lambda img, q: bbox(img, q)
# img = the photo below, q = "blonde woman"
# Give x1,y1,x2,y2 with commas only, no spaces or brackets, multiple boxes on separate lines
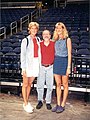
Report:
52,22,72,113
21,22,41,113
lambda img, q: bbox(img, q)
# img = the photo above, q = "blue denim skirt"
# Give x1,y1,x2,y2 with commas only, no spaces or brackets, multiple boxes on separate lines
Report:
53,56,68,75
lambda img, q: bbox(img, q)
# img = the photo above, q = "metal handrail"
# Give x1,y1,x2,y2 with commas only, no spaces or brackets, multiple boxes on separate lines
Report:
0,54,90,96
10,21,17,35
0,27,6,39
20,14,29,31
31,9,38,21
1,2,36,8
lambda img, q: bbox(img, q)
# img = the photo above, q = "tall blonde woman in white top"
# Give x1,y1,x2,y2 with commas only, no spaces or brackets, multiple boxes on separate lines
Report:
21,22,41,113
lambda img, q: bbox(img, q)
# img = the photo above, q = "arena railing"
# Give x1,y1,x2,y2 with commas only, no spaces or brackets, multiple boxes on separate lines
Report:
1,2,36,8
0,27,6,39
0,54,90,100
68,55,90,102
20,10,40,31
10,21,17,36
30,9,39,22
20,14,29,31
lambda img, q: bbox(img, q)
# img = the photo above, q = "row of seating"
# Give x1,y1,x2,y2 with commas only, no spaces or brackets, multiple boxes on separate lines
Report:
1,8,35,27
37,3,89,32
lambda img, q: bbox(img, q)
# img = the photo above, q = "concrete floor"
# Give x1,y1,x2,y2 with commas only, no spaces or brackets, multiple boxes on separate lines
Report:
0,92,90,120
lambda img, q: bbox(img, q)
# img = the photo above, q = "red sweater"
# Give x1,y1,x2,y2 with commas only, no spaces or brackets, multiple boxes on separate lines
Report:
40,40,55,65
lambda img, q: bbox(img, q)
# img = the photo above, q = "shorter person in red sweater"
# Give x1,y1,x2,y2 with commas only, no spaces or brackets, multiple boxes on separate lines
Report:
36,30,55,110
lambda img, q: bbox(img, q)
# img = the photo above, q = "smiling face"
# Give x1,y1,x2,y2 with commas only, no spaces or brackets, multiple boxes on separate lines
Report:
29,25,38,36
42,30,51,42
55,25,64,35
54,22,68,40
28,22,39,37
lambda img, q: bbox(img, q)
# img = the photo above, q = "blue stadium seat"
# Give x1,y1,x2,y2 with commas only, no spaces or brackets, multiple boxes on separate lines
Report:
77,49,90,56
72,39,80,45
13,47,21,54
72,49,77,56
12,42,21,49
72,43,78,50
78,43,90,50
80,38,89,44
1,47,13,54
2,42,13,48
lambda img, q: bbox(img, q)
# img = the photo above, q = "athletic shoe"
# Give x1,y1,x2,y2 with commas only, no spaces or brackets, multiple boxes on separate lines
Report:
28,102,34,110
52,105,58,112
56,106,65,113
23,103,33,113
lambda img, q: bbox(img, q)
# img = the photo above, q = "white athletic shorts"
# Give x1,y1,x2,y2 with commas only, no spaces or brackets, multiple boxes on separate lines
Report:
26,58,39,77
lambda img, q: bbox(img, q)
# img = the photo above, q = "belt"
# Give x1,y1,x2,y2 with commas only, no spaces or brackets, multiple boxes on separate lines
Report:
42,64,53,67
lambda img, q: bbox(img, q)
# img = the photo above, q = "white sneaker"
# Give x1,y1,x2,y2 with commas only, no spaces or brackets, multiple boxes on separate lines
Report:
23,104,33,113
28,102,34,110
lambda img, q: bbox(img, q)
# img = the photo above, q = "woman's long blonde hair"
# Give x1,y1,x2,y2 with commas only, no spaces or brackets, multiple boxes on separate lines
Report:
53,22,68,41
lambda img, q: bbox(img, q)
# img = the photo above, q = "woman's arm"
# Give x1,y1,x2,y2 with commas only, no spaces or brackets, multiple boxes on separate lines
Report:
20,38,27,74
66,37,72,75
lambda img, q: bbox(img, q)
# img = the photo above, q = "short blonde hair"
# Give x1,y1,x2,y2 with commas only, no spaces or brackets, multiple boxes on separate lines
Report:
28,22,39,31
53,22,68,41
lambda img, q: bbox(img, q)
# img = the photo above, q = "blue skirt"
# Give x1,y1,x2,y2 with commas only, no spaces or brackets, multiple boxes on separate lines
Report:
53,56,68,75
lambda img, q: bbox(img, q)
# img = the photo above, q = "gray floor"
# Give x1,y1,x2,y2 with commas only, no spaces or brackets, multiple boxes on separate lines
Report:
0,92,90,120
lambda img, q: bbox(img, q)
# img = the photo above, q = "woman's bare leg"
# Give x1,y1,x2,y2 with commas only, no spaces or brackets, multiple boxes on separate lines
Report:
27,77,35,101
22,76,28,105
54,74,62,106
61,75,68,107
